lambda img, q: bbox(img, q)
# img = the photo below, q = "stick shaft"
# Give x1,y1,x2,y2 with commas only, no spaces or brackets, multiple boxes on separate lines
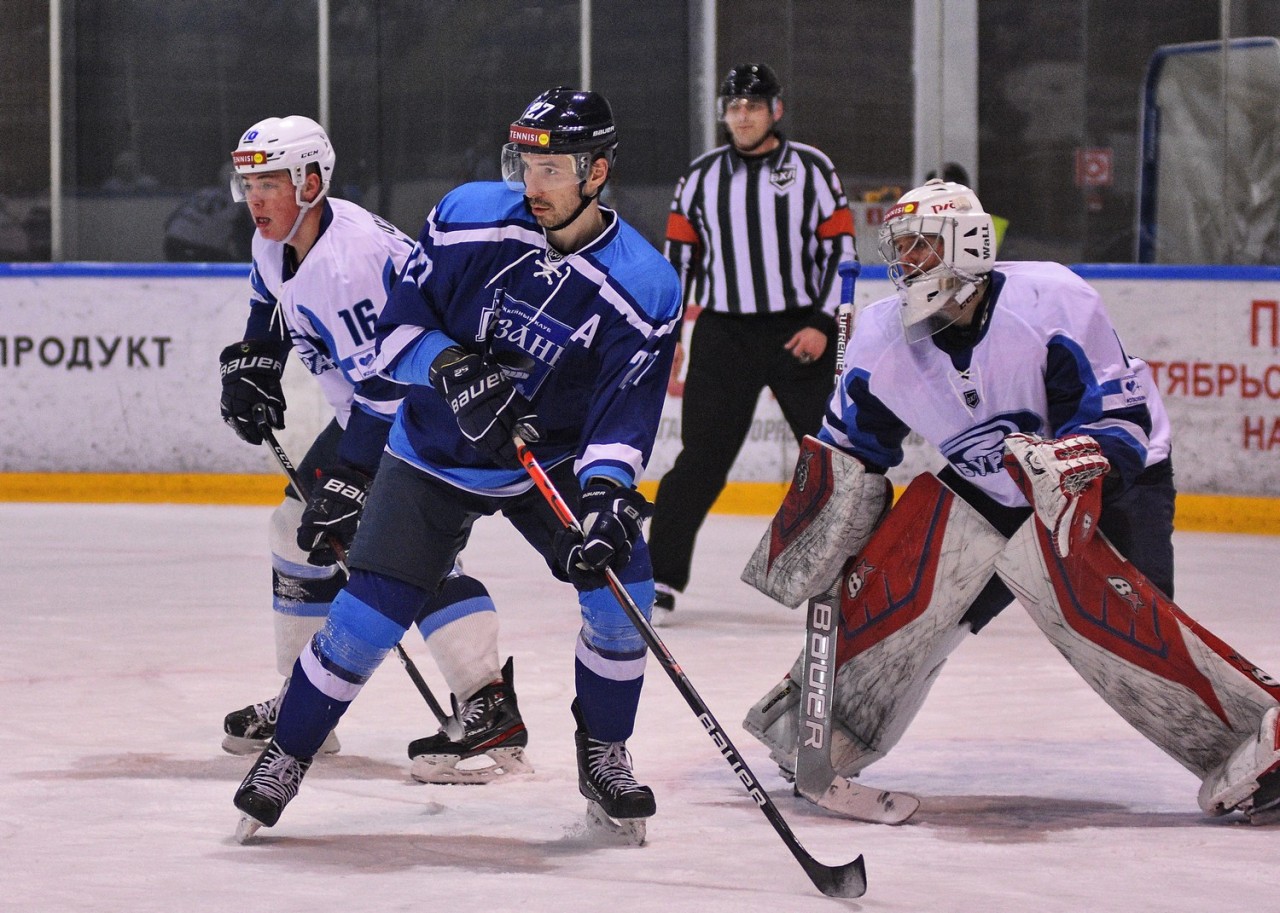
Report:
251,406,450,725
514,435,866,897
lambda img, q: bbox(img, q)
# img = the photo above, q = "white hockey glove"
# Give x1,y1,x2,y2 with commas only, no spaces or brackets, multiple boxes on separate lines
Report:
1003,432,1110,558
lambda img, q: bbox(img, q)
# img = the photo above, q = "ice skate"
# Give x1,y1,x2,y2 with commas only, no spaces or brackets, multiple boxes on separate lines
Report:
222,679,341,756
233,739,313,840
408,657,531,784
573,700,655,846
652,583,676,627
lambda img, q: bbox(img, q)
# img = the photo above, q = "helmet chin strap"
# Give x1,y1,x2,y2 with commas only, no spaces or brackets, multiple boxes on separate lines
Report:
538,183,599,234
283,185,325,247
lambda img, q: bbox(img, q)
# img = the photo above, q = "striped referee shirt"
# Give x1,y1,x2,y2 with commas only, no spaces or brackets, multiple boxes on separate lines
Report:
664,135,856,318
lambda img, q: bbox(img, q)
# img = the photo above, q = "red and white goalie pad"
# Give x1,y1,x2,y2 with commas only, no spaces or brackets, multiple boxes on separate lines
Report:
744,472,1008,787
1003,432,1109,557
742,435,892,609
995,518,1280,791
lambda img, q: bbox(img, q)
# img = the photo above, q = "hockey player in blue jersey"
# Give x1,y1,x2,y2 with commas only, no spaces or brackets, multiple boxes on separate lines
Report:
233,89,683,840
743,178,1280,824
218,115,526,783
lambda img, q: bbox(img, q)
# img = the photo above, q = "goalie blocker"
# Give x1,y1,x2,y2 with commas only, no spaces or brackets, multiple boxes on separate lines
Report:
746,450,1280,824
742,435,892,609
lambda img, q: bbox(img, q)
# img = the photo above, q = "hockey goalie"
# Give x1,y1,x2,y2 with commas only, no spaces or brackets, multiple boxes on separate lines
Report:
740,177,1280,826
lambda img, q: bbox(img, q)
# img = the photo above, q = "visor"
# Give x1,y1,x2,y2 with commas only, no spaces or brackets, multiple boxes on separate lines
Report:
500,146,593,192
716,95,774,120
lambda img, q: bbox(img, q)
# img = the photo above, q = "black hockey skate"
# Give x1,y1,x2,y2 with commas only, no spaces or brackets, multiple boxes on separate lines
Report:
572,699,655,845
233,739,313,842
222,679,340,756
652,583,676,627
407,657,532,785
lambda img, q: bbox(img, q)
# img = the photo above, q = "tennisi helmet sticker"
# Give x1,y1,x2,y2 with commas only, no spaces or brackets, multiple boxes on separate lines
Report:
232,150,268,167
509,125,551,147
885,201,918,221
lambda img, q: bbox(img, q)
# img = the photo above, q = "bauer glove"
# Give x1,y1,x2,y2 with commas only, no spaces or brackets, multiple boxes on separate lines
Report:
554,478,649,588
1003,432,1110,558
219,339,286,445
432,347,534,469
297,465,370,566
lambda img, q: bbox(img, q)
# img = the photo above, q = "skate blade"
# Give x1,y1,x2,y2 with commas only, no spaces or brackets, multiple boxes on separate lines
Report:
584,800,647,846
222,730,340,757
410,746,534,785
234,814,264,844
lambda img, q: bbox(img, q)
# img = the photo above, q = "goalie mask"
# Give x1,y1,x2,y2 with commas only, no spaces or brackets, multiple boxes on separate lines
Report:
878,179,995,343
230,115,335,244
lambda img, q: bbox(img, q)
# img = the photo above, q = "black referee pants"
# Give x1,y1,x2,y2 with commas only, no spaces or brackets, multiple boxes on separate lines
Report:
649,309,836,593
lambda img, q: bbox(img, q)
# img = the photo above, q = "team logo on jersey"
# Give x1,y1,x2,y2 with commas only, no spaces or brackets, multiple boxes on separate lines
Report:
480,292,572,398
940,412,1039,480
770,166,797,191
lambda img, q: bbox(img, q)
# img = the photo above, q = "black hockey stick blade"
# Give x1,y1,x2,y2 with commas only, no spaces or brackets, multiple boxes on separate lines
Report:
801,851,867,898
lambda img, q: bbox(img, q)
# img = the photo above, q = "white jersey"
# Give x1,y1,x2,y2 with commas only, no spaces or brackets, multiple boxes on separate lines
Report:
246,198,413,428
822,260,1171,508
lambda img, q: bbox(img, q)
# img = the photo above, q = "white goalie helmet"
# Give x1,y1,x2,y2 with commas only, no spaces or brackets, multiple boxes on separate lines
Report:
229,115,335,208
877,179,996,342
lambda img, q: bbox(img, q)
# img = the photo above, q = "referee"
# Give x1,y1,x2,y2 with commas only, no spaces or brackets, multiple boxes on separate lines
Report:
649,63,856,621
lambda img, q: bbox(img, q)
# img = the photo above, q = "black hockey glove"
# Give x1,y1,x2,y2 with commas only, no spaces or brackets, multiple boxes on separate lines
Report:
219,339,286,445
431,347,533,469
296,465,371,566
554,479,649,588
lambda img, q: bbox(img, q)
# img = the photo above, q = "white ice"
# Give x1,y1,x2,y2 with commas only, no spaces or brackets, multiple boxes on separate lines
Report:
3,502,1277,912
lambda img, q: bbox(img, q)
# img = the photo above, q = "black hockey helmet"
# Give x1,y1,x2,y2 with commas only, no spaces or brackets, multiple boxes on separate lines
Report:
719,63,782,100
502,87,617,196
717,64,782,120
507,87,617,158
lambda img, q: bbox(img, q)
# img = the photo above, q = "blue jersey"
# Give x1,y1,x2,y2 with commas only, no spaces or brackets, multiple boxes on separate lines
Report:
374,182,683,496
245,198,414,471
821,260,1171,507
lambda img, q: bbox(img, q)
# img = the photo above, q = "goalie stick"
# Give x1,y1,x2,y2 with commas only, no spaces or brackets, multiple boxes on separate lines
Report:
793,574,920,824
833,259,860,375
792,259,920,825
251,406,451,728
513,428,867,899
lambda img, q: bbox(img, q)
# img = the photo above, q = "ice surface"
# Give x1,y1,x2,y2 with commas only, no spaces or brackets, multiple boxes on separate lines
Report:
3,503,1277,912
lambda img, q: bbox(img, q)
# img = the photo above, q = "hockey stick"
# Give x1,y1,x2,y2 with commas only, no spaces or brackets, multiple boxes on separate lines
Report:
251,405,451,727
833,259,860,376
792,260,920,824
513,429,866,899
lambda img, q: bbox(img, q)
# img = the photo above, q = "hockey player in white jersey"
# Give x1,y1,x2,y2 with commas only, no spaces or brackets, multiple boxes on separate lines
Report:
232,88,682,842
219,115,528,783
742,178,1280,824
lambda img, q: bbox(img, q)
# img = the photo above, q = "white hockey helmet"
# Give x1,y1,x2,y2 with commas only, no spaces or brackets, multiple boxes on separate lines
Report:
877,179,995,342
229,115,335,208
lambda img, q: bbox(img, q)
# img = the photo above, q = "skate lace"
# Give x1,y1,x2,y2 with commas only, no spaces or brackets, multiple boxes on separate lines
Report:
456,694,487,730
249,748,305,804
588,740,643,795
256,694,281,727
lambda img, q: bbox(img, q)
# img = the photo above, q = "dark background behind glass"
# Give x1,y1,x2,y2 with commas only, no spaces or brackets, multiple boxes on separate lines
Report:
1,0,1276,263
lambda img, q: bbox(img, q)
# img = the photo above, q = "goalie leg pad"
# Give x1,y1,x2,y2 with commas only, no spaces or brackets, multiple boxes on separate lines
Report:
1198,706,1280,817
743,651,804,778
742,435,892,608
745,472,1008,777
995,519,1280,781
